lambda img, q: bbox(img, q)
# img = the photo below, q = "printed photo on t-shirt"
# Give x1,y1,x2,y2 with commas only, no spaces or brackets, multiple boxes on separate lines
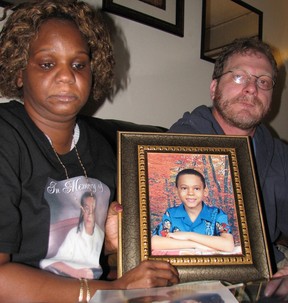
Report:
40,176,110,279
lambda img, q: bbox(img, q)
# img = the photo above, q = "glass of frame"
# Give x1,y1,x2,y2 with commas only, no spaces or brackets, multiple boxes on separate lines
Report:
201,0,263,63
117,132,271,284
102,0,184,37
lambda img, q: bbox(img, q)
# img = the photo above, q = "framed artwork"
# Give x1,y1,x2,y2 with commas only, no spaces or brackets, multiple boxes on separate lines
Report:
102,0,184,37
0,0,10,7
117,132,271,284
0,1,13,30
201,0,263,63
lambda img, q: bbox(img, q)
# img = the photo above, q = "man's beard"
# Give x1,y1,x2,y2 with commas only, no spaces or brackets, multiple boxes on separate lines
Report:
213,86,270,130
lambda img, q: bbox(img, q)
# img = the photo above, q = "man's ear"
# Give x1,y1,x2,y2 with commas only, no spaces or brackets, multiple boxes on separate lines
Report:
16,70,23,88
210,79,217,100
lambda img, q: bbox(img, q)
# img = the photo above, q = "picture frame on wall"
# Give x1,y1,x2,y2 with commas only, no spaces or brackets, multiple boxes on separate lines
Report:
117,132,271,284
0,0,10,7
201,0,263,63
0,1,14,29
102,0,184,37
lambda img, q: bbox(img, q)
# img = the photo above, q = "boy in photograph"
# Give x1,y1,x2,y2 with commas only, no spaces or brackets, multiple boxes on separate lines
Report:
152,169,234,252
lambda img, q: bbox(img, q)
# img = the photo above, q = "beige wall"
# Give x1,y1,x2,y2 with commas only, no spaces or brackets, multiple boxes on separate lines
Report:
1,0,288,141
89,0,288,141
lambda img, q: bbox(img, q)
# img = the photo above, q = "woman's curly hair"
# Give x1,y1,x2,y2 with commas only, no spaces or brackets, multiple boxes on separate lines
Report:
0,0,115,102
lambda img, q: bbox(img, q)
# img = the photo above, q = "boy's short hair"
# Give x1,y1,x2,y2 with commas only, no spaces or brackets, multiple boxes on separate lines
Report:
175,169,206,189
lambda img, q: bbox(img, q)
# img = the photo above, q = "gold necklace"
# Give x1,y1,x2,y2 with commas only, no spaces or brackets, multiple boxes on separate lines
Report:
51,138,88,180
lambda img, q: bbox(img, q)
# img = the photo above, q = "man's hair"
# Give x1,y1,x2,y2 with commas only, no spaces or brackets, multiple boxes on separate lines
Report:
212,37,278,82
175,168,206,189
0,0,115,102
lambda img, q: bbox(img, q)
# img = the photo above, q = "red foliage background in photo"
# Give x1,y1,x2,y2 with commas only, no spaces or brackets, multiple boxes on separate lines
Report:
147,152,240,245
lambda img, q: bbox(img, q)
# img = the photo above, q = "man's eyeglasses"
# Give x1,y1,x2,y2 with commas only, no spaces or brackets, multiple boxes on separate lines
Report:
216,69,275,90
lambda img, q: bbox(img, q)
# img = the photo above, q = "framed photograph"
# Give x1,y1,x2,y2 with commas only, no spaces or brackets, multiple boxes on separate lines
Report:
201,0,263,63
0,0,10,7
117,132,271,284
0,1,14,29
102,0,184,37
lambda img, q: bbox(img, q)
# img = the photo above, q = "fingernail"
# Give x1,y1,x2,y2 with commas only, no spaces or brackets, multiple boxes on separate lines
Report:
115,204,123,212
264,287,271,297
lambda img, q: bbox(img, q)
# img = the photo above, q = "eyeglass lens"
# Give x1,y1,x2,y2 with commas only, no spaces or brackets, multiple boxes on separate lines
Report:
230,70,274,90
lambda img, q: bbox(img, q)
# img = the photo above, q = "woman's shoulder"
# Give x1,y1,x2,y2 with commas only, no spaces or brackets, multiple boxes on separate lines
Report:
0,101,29,135
77,115,117,154
0,100,24,119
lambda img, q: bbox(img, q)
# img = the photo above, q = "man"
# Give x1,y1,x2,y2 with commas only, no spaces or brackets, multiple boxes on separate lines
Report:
169,37,288,297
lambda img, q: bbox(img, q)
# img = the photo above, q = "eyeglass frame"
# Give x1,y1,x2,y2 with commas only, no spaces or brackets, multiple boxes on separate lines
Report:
215,69,275,90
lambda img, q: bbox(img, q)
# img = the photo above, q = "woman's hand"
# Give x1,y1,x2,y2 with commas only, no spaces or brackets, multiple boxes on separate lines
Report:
104,201,123,255
113,260,179,289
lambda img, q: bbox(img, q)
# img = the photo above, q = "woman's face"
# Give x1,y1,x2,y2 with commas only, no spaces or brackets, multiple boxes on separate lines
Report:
17,18,92,123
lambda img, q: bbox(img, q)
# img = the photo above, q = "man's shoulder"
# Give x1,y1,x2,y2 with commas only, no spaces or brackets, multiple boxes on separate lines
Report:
170,105,211,124
169,105,222,134
255,123,288,151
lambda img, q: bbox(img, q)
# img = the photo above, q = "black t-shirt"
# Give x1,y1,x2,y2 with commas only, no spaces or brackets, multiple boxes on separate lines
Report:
0,101,116,270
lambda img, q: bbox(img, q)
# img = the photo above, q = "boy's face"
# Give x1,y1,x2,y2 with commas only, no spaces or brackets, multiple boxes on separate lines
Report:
176,174,207,211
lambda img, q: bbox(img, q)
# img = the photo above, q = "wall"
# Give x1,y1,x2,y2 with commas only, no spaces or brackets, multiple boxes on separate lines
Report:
1,0,288,141
87,0,288,141
88,0,213,129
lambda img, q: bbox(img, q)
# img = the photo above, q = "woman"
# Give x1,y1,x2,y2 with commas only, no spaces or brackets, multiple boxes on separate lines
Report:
0,1,178,302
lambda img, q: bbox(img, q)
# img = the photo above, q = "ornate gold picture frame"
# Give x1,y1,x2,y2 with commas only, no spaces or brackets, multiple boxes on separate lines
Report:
117,132,271,284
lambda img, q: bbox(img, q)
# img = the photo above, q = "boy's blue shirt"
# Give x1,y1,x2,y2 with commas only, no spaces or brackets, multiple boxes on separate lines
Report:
153,202,230,236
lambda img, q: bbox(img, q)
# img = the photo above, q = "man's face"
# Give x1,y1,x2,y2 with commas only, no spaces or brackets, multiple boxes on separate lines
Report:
83,196,96,228
210,51,274,131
